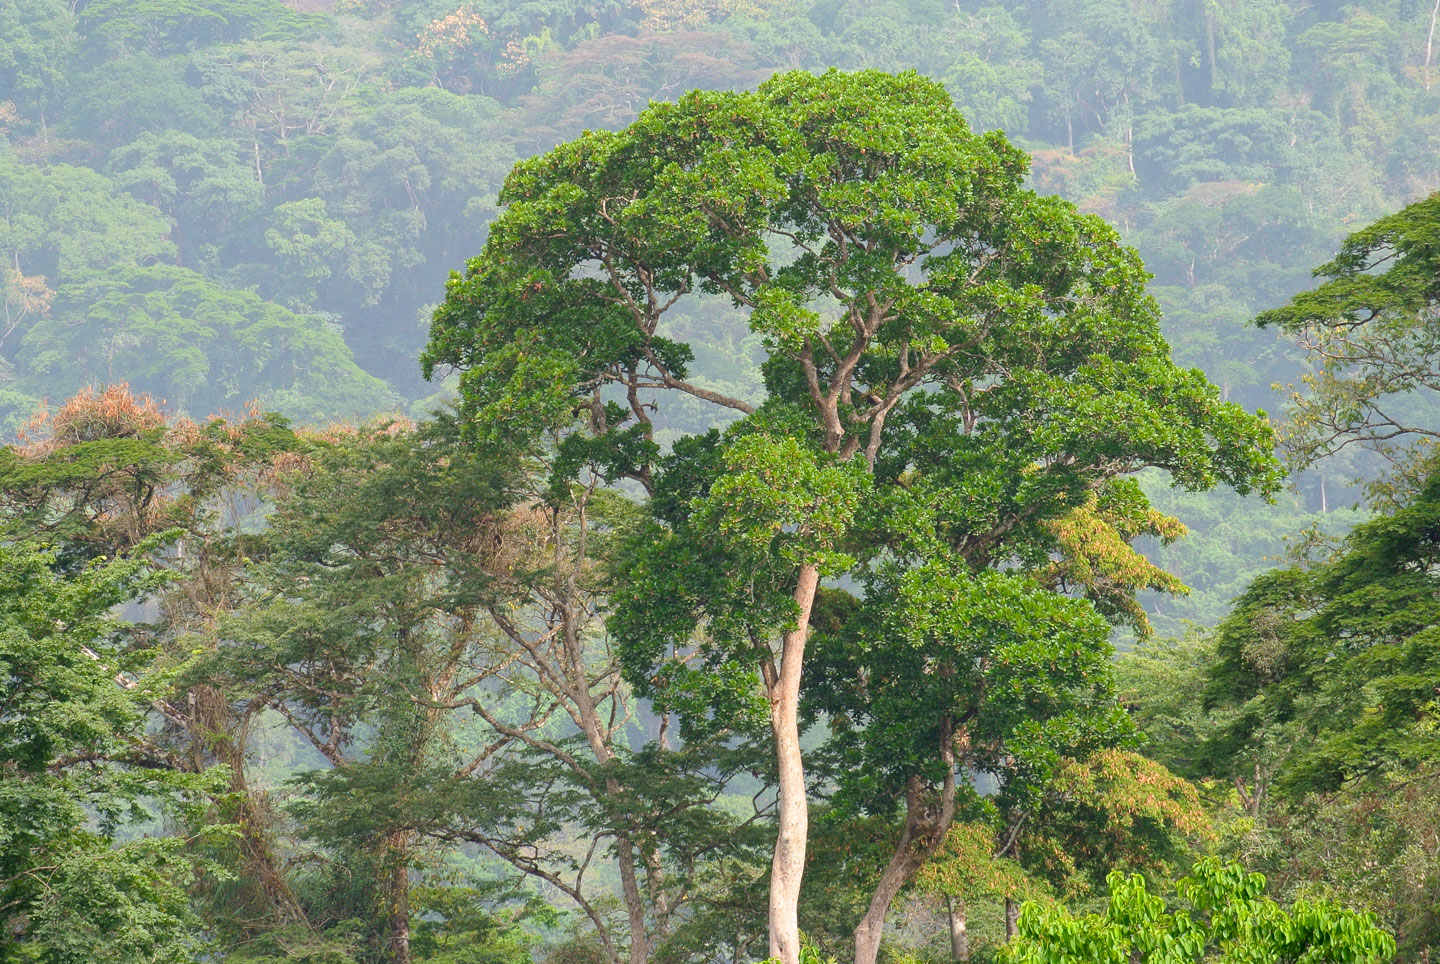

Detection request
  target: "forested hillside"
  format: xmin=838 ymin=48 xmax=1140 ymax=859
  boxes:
xmin=2 ymin=2 xmax=1439 ymax=964
xmin=5 ymin=0 xmax=1437 ymax=625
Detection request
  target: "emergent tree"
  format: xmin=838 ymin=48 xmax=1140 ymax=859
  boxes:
xmin=423 ymin=69 xmax=1280 ymax=964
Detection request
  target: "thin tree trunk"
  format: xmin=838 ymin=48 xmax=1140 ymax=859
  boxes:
xmin=1426 ymin=0 xmax=1439 ymax=90
xmin=947 ymin=896 xmax=969 ymax=963
xmin=564 ymin=492 xmax=655 ymax=964
xmin=852 ymin=723 xmax=958 ymax=964
xmin=769 ymin=563 xmax=821 ymax=964
xmin=1205 ymin=8 xmax=1217 ymax=90
xmin=1004 ymin=899 xmax=1018 ymax=941
xmin=576 ymin=667 xmax=653 ymax=964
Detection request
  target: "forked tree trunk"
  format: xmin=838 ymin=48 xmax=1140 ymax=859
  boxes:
xmin=852 ymin=723 xmax=958 ymax=964
xmin=947 ymin=896 xmax=969 ymax=963
xmin=768 ymin=563 xmax=821 ymax=964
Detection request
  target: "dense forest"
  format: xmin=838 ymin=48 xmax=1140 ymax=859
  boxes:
xmin=2 ymin=1 xmax=1440 ymax=963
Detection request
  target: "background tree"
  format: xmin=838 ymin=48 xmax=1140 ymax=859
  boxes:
xmin=0 ymin=0 xmax=73 ymax=130
xmin=1256 ymin=191 xmax=1440 ymax=468
xmin=16 ymin=265 xmax=392 ymax=424
xmin=105 ymin=130 xmax=263 ymax=271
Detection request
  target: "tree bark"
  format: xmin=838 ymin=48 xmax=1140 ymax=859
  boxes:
xmin=1004 ymin=899 xmax=1018 ymax=941
xmin=769 ymin=562 xmax=821 ymax=964
xmin=947 ymin=896 xmax=969 ymax=963
xmin=852 ymin=723 xmax=958 ymax=964
xmin=642 ymin=844 xmax=672 ymax=941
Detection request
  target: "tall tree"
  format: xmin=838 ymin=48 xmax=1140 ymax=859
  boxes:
xmin=425 ymin=69 xmax=1279 ymax=964
xmin=215 ymin=417 xmax=520 ymax=963
xmin=217 ymin=416 xmax=738 ymax=964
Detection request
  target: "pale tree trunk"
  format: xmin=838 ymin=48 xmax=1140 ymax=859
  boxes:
xmin=852 ymin=723 xmax=958 ymax=964
xmin=946 ymin=897 xmax=969 ymax=963
xmin=768 ymin=563 xmax=821 ymax=964
xmin=1426 ymin=0 xmax=1439 ymax=90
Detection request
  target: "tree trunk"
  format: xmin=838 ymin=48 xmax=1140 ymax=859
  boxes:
xmin=769 ymin=563 xmax=821 ymax=964
xmin=947 ymin=897 xmax=969 ymax=963
xmin=386 ymin=831 xmax=412 ymax=964
xmin=1004 ymin=899 xmax=1018 ymax=941
xmin=193 ymin=691 xmax=309 ymax=929
xmin=852 ymin=723 xmax=958 ymax=964
xmin=615 ymin=834 xmax=651 ymax=964
xmin=1205 ymin=9 xmax=1217 ymax=91
xmin=233 ymin=784 xmax=308 ymax=927
xmin=573 ymin=652 xmax=652 ymax=963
